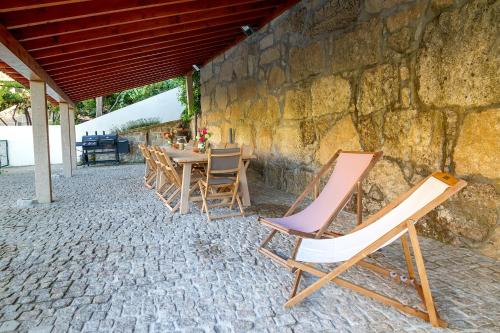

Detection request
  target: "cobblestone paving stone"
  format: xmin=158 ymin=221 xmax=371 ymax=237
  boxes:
xmin=0 ymin=164 xmax=498 ymax=333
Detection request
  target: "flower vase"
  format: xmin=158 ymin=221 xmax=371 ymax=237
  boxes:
xmin=198 ymin=142 xmax=206 ymax=153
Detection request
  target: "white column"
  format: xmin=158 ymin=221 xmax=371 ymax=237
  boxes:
xmin=96 ymin=96 xmax=103 ymax=117
xmin=69 ymin=106 xmax=77 ymax=169
xmin=59 ymin=102 xmax=72 ymax=177
xmin=30 ymin=80 xmax=52 ymax=203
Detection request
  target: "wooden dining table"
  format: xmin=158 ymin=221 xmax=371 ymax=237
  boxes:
xmin=162 ymin=146 xmax=256 ymax=214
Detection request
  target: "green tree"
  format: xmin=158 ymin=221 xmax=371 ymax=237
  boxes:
xmin=172 ymin=71 xmax=201 ymax=126
xmin=74 ymin=80 xmax=180 ymax=123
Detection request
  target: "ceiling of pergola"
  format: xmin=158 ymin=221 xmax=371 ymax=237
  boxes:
xmin=0 ymin=0 xmax=298 ymax=103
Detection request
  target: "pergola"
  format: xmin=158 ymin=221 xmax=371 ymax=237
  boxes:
xmin=0 ymin=0 xmax=298 ymax=203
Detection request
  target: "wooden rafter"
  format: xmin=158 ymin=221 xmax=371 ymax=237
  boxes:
xmin=0 ymin=0 xmax=300 ymax=102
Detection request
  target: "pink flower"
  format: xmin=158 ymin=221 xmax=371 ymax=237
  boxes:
xmin=199 ymin=137 xmax=205 ymax=143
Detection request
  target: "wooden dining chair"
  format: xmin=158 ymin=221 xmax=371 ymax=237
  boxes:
xmin=198 ymin=147 xmax=244 ymax=221
xmin=155 ymin=147 xmax=200 ymax=213
xmin=138 ymin=144 xmax=157 ymax=189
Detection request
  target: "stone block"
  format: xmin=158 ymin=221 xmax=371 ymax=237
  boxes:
xmin=267 ymin=66 xmax=286 ymax=89
xmin=357 ymin=64 xmax=399 ymax=116
xmin=365 ymin=0 xmax=410 ymax=13
xmin=331 ymin=19 xmax=382 ymax=72
xmin=311 ymin=75 xmax=352 ymax=117
xmin=383 ymin=109 xmax=444 ymax=170
xmin=219 ymin=61 xmax=233 ymax=82
xmin=424 ymin=183 xmax=499 ymax=247
xmin=255 ymin=126 xmax=273 ymax=155
xmin=214 ymin=86 xmax=227 ymax=110
xmin=387 ymin=27 xmax=412 ymax=53
xmin=365 ymin=159 xmax=410 ymax=204
xmin=260 ymin=47 xmax=280 ymax=65
xmin=260 ymin=35 xmax=274 ymax=50
xmin=274 ymin=121 xmax=305 ymax=160
xmin=237 ymin=79 xmax=258 ymax=101
xmin=311 ymin=0 xmax=361 ymax=35
xmin=386 ymin=2 xmax=427 ymax=32
xmin=283 ymin=89 xmax=311 ymax=120
xmin=454 ymin=109 xmax=500 ymax=182
xmin=417 ymin=0 xmax=500 ymax=108
xmin=316 ymin=115 xmax=361 ymax=164
xmin=289 ymin=42 xmax=325 ymax=82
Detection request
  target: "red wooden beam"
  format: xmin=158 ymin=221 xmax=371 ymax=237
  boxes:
xmin=59 ymin=65 xmax=194 ymax=92
xmin=14 ymin=0 xmax=267 ymax=41
xmin=0 ymin=1 xmax=92 ymax=13
xmin=53 ymin=52 xmax=213 ymax=84
xmin=38 ymin=24 xmax=239 ymax=66
xmin=69 ymin=71 xmax=188 ymax=101
xmin=44 ymin=39 xmax=231 ymax=74
xmin=1 ymin=0 xmax=194 ymax=29
xmin=62 ymin=66 xmax=189 ymax=91
xmin=22 ymin=5 xmax=272 ymax=55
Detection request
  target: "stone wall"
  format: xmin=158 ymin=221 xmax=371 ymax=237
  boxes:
xmin=200 ymin=0 xmax=500 ymax=255
xmin=117 ymin=120 xmax=182 ymax=163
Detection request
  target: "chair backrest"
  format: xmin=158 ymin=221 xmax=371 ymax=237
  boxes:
xmin=156 ymin=148 xmax=181 ymax=186
xmin=286 ymin=152 xmax=379 ymax=233
xmin=206 ymin=147 xmax=242 ymax=178
xmin=296 ymin=172 xmax=466 ymax=263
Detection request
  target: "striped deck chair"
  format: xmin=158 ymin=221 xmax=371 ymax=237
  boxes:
xmin=258 ymin=150 xmax=382 ymax=267
xmin=284 ymin=172 xmax=467 ymax=328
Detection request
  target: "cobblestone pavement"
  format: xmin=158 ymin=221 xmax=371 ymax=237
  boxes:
xmin=0 ymin=164 xmax=499 ymax=333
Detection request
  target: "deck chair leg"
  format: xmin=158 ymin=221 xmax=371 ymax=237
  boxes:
xmin=289 ymin=268 xmax=303 ymax=299
xmin=407 ymin=221 xmax=439 ymax=327
xmin=356 ymin=181 xmax=362 ymax=225
xmin=401 ymin=234 xmax=416 ymax=280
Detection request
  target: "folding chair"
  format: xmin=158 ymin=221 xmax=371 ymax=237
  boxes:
xmin=284 ymin=172 xmax=467 ymax=328
xmin=258 ymin=150 xmax=382 ymax=267
xmin=198 ymin=147 xmax=245 ymax=221
xmin=138 ymin=144 xmax=157 ymax=189
xmin=154 ymin=147 xmax=199 ymax=213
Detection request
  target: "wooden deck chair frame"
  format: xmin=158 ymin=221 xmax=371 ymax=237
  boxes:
xmin=284 ymin=172 xmax=467 ymax=328
xmin=155 ymin=147 xmax=198 ymax=213
xmin=198 ymin=147 xmax=245 ymax=221
xmin=258 ymin=150 xmax=382 ymax=268
xmin=138 ymin=144 xmax=157 ymax=189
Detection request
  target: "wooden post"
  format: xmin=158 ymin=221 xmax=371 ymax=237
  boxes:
xmin=185 ymin=71 xmax=195 ymax=137
xmin=95 ymin=96 xmax=103 ymax=117
xmin=30 ymin=80 xmax=52 ymax=203
xmin=59 ymin=102 xmax=72 ymax=177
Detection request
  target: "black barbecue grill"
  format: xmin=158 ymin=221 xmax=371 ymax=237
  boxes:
xmin=77 ymin=132 xmax=129 ymax=166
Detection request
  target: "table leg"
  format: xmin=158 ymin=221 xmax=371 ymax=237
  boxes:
xmin=239 ymin=160 xmax=251 ymax=207
xmin=180 ymin=163 xmax=192 ymax=214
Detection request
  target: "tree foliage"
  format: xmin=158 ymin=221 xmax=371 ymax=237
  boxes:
xmin=74 ymin=80 xmax=179 ymax=123
xmin=0 ymin=81 xmax=59 ymax=124
xmin=171 ymin=71 xmax=201 ymax=126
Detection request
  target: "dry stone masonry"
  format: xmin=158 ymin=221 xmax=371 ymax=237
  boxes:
xmin=200 ymin=0 xmax=500 ymax=256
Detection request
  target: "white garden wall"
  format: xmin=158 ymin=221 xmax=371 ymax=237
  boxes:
xmin=0 ymin=125 xmax=62 ymax=166
xmin=0 ymin=88 xmax=182 ymax=166
xmin=75 ymin=87 xmax=182 ymax=140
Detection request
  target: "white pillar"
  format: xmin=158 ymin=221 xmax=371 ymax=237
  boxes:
xmin=69 ymin=106 xmax=77 ymax=169
xmin=59 ymin=102 xmax=72 ymax=177
xmin=96 ymin=96 xmax=103 ymax=117
xmin=30 ymin=80 xmax=52 ymax=203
